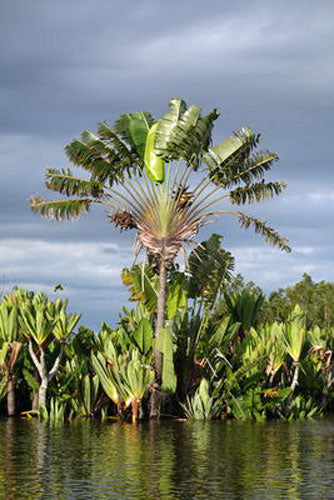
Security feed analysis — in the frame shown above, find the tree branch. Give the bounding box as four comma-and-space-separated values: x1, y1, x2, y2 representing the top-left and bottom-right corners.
28, 339, 43, 379
48, 344, 64, 381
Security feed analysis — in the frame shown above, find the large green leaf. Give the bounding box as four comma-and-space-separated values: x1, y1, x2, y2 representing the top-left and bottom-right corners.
91, 352, 123, 404
156, 328, 177, 393
144, 122, 165, 183
128, 111, 153, 158
154, 97, 219, 167
188, 234, 234, 305
204, 127, 259, 182
121, 265, 158, 313
114, 110, 155, 153
166, 273, 188, 319
224, 290, 264, 331
0, 302, 19, 343
133, 318, 153, 355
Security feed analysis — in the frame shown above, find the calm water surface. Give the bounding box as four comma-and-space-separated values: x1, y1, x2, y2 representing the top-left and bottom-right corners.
0, 418, 333, 499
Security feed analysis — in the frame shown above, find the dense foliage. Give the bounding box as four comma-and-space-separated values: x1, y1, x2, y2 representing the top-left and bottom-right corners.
1, 253, 334, 423
30, 96, 290, 417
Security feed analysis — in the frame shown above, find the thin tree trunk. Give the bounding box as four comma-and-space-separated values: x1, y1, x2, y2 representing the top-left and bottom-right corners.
32, 392, 39, 411
37, 347, 48, 410
7, 375, 15, 416
154, 256, 166, 379
150, 253, 167, 419
32, 369, 40, 410
28, 339, 64, 411
291, 362, 299, 391
38, 380, 48, 409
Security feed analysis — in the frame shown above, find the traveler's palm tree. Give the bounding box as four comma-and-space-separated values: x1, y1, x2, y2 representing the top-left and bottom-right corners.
30, 98, 290, 413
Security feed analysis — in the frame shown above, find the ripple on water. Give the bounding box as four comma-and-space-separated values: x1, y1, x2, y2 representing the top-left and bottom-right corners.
0, 418, 334, 499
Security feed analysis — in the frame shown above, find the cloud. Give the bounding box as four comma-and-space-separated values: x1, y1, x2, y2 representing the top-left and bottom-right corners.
0, 0, 333, 326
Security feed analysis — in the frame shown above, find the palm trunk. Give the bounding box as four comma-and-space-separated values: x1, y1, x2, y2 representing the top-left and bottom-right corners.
150, 254, 167, 419
7, 375, 15, 416
154, 256, 166, 379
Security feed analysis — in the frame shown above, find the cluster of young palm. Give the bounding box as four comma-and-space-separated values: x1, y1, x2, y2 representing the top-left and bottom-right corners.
30, 97, 290, 416
0, 288, 81, 417
186, 302, 334, 421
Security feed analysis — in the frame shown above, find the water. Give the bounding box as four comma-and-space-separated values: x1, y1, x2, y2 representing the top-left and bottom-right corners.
0, 418, 334, 499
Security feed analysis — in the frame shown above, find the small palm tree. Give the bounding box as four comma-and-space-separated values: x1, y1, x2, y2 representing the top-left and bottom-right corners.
30, 97, 290, 417
0, 295, 23, 416
20, 293, 81, 409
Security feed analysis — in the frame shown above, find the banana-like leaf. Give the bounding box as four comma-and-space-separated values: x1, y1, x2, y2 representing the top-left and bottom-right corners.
114, 111, 155, 153
144, 122, 165, 183
284, 305, 306, 363
154, 98, 219, 167
204, 127, 259, 179
133, 318, 153, 355
166, 273, 188, 319
229, 181, 287, 205
129, 111, 153, 158
91, 352, 123, 404
30, 196, 93, 222
121, 265, 158, 313
156, 328, 177, 393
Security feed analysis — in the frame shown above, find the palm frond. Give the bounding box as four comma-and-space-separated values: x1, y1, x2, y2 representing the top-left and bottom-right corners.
30, 196, 94, 221
65, 139, 123, 184
188, 234, 235, 303
229, 181, 287, 204
45, 168, 106, 198
204, 126, 260, 177
65, 126, 139, 186
114, 111, 155, 152
225, 151, 279, 187
154, 97, 219, 167
237, 213, 291, 252
94, 123, 136, 166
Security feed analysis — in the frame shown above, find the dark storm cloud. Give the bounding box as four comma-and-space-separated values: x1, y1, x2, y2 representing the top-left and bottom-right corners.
1, 0, 333, 327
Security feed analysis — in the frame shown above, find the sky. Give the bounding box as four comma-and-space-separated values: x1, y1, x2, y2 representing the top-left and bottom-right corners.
1, 0, 333, 329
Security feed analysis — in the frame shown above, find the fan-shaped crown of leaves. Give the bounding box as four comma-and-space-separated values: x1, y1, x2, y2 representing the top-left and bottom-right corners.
30, 97, 290, 256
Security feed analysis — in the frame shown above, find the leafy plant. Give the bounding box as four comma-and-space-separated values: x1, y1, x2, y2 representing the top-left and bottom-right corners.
181, 378, 217, 420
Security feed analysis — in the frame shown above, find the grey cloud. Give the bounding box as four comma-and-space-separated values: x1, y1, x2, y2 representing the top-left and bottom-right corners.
0, 0, 333, 326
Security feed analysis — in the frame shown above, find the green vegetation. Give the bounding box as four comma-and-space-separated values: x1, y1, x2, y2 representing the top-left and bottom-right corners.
29, 96, 289, 417
1, 268, 334, 423
1, 97, 328, 423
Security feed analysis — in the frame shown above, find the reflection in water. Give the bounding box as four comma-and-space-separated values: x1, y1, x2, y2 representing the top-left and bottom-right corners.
0, 418, 333, 499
